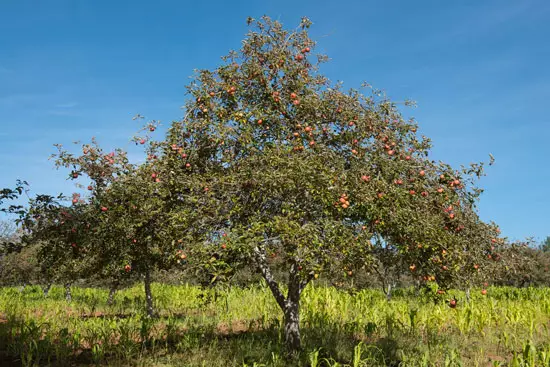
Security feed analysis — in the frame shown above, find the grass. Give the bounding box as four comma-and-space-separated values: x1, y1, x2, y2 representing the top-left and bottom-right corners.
0, 283, 549, 366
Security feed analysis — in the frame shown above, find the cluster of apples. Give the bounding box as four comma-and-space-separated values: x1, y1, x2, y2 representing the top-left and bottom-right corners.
439, 174, 462, 190
381, 136, 397, 156
175, 249, 187, 260
290, 92, 300, 106
423, 275, 436, 282
72, 193, 80, 205
104, 152, 115, 165
295, 46, 310, 61
337, 193, 350, 209
151, 172, 161, 183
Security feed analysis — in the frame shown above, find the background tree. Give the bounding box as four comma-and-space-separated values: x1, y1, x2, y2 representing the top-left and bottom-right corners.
52, 131, 186, 316
540, 236, 550, 253
21, 194, 94, 300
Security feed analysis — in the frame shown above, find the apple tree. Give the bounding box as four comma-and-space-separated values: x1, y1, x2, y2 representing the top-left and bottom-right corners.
20, 193, 95, 300
52, 133, 188, 316
158, 16, 501, 353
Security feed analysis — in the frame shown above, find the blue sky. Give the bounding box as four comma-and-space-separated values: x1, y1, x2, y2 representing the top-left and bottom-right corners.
1, 0, 548, 242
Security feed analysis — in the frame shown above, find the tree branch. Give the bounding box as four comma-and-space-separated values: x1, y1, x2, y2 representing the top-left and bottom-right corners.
253, 245, 286, 310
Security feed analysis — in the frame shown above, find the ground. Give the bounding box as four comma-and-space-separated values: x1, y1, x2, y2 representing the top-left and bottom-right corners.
0, 284, 549, 366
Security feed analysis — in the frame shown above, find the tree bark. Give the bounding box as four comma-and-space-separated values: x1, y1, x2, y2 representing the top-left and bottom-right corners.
42, 283, 52, 297
254, 246, 308, 354
65, 283, 72, 302
144, 270, 154, 317
107, 285, 117, 305
284, 261, 303, 354
385, 283, 393, 302
465, 287, 471, 303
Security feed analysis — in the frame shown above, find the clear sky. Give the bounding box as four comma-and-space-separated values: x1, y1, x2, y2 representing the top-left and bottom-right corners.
0, 0, 548, 242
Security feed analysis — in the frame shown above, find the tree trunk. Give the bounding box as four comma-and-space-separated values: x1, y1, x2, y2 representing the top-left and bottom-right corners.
283, 293, 301, 353
19, 283, 27, 293
385, 283, 393, 302
253, 246, 308, 355
65, 283, 72, 302
107, 285, 117, 306
465, 287, 471, 303
144, 270, 154, 317
42, 283, 52, 297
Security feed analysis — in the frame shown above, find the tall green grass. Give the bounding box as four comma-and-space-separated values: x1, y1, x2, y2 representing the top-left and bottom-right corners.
0, 284, 549, 366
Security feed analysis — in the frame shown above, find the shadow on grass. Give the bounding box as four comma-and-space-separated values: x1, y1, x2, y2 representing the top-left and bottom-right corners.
0, 315, 404, 367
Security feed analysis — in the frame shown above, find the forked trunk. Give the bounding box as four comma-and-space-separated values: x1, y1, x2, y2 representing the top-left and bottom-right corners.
65, 283, 72, 302
254, 246, 308, 355
144, 270, 154, 317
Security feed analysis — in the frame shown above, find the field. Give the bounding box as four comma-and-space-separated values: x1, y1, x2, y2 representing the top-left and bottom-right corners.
0, 284, 549, 366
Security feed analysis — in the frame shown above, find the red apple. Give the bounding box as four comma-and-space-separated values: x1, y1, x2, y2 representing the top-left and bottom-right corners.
101, 207, 108, 212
